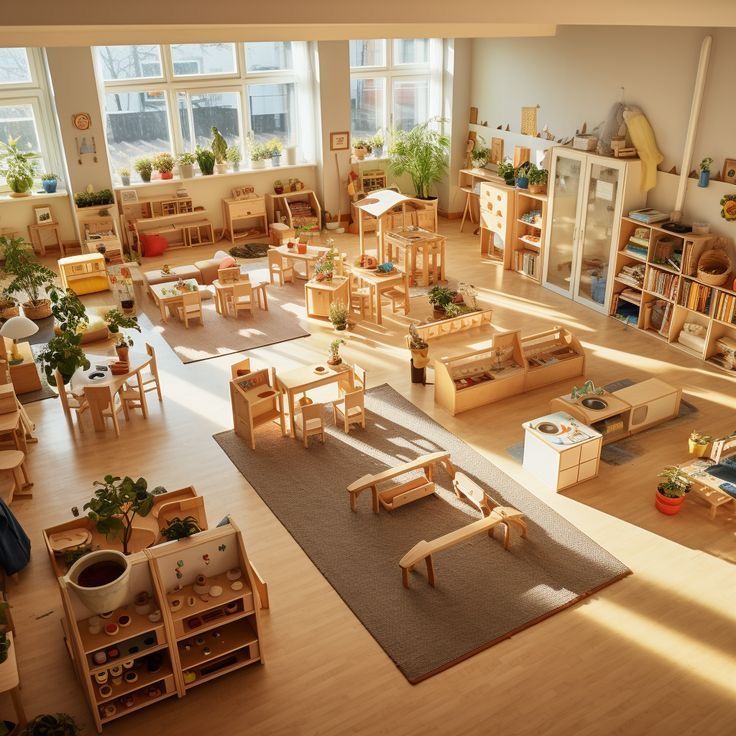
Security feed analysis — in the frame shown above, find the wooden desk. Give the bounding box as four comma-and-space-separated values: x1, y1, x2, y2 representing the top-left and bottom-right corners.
275, 364, 354, 437
274, 244, 329, 281
383, 228, 446, 287
148, 279, 200, 322
9, 342, 42, 395
0, 632, 26, 729
349, 266, 410, 325
680, 458, 736, 520
304, 276, 349, 319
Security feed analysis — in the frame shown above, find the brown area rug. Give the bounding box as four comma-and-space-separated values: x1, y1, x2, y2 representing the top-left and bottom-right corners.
214, 384, 631, 683
138, 263, 310, 364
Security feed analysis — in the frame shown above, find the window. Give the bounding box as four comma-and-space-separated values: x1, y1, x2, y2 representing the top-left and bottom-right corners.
349, 38, 440, 142
0, 48, 62, 191
94, 42, 310, 181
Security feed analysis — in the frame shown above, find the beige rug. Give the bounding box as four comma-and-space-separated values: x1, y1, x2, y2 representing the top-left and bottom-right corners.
138, 264, 310, 364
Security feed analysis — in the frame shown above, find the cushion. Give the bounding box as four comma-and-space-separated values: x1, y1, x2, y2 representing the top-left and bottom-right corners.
141, 234, 168, 257
213, 250, 231, 261
219, 256, 237, 269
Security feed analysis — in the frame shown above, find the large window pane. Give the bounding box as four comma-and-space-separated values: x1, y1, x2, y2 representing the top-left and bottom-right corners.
178, 91, 240, 152
393, 39, 430, 65
104, 90, 171, 173
0, 49, 32, 85
0, 103, 44, 184
96, 46, 162, 81
171, 43, 237, 77
392, 78, 429, 131
349, 40, 386, 68
244, 43, 293, 72
350, 77, 385, 139
247, 82, 294, 145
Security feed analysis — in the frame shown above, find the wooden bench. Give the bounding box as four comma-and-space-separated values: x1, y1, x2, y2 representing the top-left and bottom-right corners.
347, 451, 456, 513
399, 504, 527, 588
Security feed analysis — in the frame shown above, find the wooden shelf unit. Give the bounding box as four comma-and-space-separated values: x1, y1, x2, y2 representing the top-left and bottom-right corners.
222, 196, 268, 244
434, 325, 585, 415
266, 190, 322, 232
610, 216, 736, 375
58, 253, 109, 295
512, 190, 547, 283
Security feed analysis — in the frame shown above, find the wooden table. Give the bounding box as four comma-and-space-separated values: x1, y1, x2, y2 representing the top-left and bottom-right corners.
9, 342, 42, 395
304, 276, 349, 319
213, 278, 268, 315
274, 244, 329, 281
680, 458, 736, 520
383, 228, 446, 287
275, 364, 354, 438
0, 631, 26, 729
144, 265, 202, 287
349, 266, 410, 325
148, 279, 200, 322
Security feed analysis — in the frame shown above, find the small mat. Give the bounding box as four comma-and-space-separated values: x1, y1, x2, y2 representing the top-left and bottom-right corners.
229, 243, 270, 259
214, 384, 630, 683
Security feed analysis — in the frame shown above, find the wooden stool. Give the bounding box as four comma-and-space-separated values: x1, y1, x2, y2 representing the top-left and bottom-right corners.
0, 450, 32, 503
27, 222, 64, 257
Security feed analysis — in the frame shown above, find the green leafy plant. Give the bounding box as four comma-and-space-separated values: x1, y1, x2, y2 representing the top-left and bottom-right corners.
427, 285, 457, 312
84, 476, 166, 555
328, 338, 345, 363
177, 152, 196, 166
195, 146, 215, 175
74, 189, 114, 208
657, 465, 692, 499
23, 713, 81, 736
689, 431, 712, 445
515, 160, 533, 178
0, 136, 39, 195
352, 137, 372, 152
496, 160, 515, 180
471, 146, 489, 167
0, 290, 17, 310
226, 145, 242, 164
700, 157, 713, 172
152, 152, 174, 174
160, 515, 201, 541
134, 157, 153, 180
211, 126, 228, 164
104, 308, 140, 349
389, 118, 449, 199
371, 131, 385, 151
249, 142, 270, 162
329, 300, 349, 330
528, 165, 548, 186
37, 288, 90, 386
1, 235, 56, 308
119, 167, 130, 178
41, 172, 58, 181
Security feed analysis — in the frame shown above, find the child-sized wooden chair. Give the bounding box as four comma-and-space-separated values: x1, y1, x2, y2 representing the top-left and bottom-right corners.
230, 357, 252, 379
218, 266, 241, 283
120, 372, 149, 419
176, 291, 204, 328
348, 272, 371, 320
294, 402, 326, 448
84, 385, 126, 438
332, 389, 366, 434
226, 282, 254, 318
141, 344, 162, 402
55, 370, 89, 423
268, 250, 294, 286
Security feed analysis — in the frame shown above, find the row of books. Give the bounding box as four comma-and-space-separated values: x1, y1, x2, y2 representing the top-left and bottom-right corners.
679, 280, 712, 314
616, 263, 645, 288
645, 268, 679, 300
712, 290, 736, 324
516, 249, 539, 278
624, 241, 649, 259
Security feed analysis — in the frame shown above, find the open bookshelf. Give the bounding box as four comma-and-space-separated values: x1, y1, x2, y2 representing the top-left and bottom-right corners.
610, 216, 736, 375
511, 190, 547, 283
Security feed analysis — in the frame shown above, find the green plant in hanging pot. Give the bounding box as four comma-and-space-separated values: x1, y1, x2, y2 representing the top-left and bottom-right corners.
134, 156, 153, 183
389, 118, 449, 200
0, 136, 39, 197
195, 146, 216, 176
152, 152, 175, 180
1, 235, 56, 319
655, 465, 691, 515
160, 515, 201, 541
24, 714, 81, 736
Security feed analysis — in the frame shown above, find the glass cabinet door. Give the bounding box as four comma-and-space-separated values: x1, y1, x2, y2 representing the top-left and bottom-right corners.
544, 152, 583, 296
574, 162, 621, 311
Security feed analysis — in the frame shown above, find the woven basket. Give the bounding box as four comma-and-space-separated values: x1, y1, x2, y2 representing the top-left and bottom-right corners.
697, 248, 731, 286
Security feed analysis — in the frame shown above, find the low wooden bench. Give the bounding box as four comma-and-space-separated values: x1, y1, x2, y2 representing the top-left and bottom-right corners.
347, 451, 456, 513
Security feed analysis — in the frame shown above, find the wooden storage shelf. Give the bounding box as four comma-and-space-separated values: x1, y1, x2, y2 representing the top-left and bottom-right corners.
88, 640, 168, 676
99, 676, 177, 724
80, 609, 164, 654
178, 617, 258, 671
516, 218, 542, 229
184, 645, 260, 690
94, 658, 173, 704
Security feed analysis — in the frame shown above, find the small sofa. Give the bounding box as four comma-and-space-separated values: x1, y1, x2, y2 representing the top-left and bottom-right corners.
194, 250, 236, 285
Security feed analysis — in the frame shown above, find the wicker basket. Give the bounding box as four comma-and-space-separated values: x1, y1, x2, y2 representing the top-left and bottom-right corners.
697, 248, 731, 286
22, 299, 52, 320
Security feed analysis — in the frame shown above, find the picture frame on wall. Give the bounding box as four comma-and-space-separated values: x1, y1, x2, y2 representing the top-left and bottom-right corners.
722, 159, 736, 184
119, 189, 138, 205
330, 131, 350, 151
33, 205, 53, 225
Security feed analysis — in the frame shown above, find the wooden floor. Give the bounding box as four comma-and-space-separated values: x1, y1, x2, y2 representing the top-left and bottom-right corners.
5, 222, 736, 735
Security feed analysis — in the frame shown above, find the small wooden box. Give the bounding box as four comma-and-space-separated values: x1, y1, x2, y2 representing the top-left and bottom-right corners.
269, 222, 294, 245
0, 383, 16, 414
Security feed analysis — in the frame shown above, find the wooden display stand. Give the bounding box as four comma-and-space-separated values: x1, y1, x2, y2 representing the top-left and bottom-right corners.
222, 196, 268, 244
266, 190, 321, 232
230, 369, 286, 450
58, 253, 108, 295
304, 276, 349, 319
512, 190, 547, 282
412, 308, 493, 342
434, 326, 585, 415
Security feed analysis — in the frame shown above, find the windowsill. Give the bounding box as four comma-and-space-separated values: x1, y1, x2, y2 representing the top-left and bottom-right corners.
113, 162, 317, 190
0, 189, 69, 204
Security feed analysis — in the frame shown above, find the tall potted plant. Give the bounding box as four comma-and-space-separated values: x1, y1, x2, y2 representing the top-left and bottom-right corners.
1, 235, 56, 319
195, 146, 215, 176
0, 136, 39, 197
655, 465, 691, 515
389, 119, 449, 200
211, 127, 229, 175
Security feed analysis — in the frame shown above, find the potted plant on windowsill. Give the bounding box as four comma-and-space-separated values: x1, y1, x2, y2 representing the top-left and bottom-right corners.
655, 465, 691, 515
0, 136, 39, 198
152, 152, 175, 180
268, 138, 283, 167
352, 138, 371, 161
177, 152, 196, 179
528, 164, 548, 194
211, 126, 229, 175
41, 172, 58, 194
688, 431, 712, 457
371, 131, 385, 158
134, 156, 153, 183
389, 118, 449, 200
119, 167, 131, 186
195, 147, 215, 176
698, 157, 713, 188
1, 235, 56, 320
227, 145, 242, 172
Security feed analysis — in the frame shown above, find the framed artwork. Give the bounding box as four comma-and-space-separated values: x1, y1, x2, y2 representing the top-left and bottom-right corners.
490, 137, 504, 165
330, 131, 350, 151
722, 159, 736, 184
34, 206, 53, 225
119, 189, 138, 205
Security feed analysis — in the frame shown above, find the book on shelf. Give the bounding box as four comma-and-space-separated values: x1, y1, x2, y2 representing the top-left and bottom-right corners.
659, 301, 673, 337
629, 235, 650, 247
712, 290, 736, 323
628, 208, 669, 224
645, 267, 678, 300
624, 242, 649, 258
619, 288, 642, 304
679, 280, 712, 314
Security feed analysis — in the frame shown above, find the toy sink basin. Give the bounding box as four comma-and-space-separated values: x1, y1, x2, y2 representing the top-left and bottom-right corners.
534, 421, 562, 435
581, 397, 608, 410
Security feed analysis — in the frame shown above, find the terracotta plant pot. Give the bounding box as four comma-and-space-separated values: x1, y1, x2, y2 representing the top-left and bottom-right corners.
160, 172, 173, 180
22, 299, 52, 320
297, 243, 307, 255
116, 345, 130, 363
655, 488, 686, 515
688, 439, 710, 457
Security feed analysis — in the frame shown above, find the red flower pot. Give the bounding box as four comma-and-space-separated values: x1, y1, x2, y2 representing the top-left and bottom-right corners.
655, 489, 685, 515
161, 172, 173, 180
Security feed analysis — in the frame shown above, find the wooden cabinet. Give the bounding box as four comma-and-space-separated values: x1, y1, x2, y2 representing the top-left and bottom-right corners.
543, 148, 645, 314
304, 276, 349, 319
58, 253, 108, 295
266, 190, 321, 232
222, 196, 268, 244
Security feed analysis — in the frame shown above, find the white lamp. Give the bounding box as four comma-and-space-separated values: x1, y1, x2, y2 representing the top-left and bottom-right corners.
1, 316, 39, 365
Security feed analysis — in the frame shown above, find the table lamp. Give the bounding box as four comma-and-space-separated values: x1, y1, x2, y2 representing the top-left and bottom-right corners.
1, 316, 39, 365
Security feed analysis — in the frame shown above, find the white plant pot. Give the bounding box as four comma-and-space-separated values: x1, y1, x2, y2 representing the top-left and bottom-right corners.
251, 159, 266, 170
271, 155, 281, 167
64, 550, 131, 614
215, 163, 228, 175
286, 146, 297, 165
179, 164, 194, 179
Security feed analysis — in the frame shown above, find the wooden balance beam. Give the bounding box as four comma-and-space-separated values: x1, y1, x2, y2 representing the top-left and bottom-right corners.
347, 451, 456, 513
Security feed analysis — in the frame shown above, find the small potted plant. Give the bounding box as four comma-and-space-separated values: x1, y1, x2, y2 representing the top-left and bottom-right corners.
327, 338, 345, 365
515, 161, 532, 189
407, 323, 429, 384
104, 308, 140, 363
248, 138, 269, 169
152, 152, 175, 180
119, 167, 131, 186
427, 285, 458, 318
177, 152, 196, 179
1, 235, 56, 319
528, 165, 548, 194
269, 138, 283, 167
134, 156, 153, 183
24, 714, 81, 736
329, 300, 349, 331
211, 126, 229, 175
195, 146, 215, 176
273, 179, 285, 195
41, 172, 58, 193
0, 290, 19, 319
160, 516, 201, 541
352, 138, 371, 161
0, 136, 39, 197
227, 145, 242, 172
371, 131, 385, 158
496, 160, 516, 186
688, 431, 712, 457
655, 465, 691, 515
698, 157, 713, 188
471, 146, 489, 168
